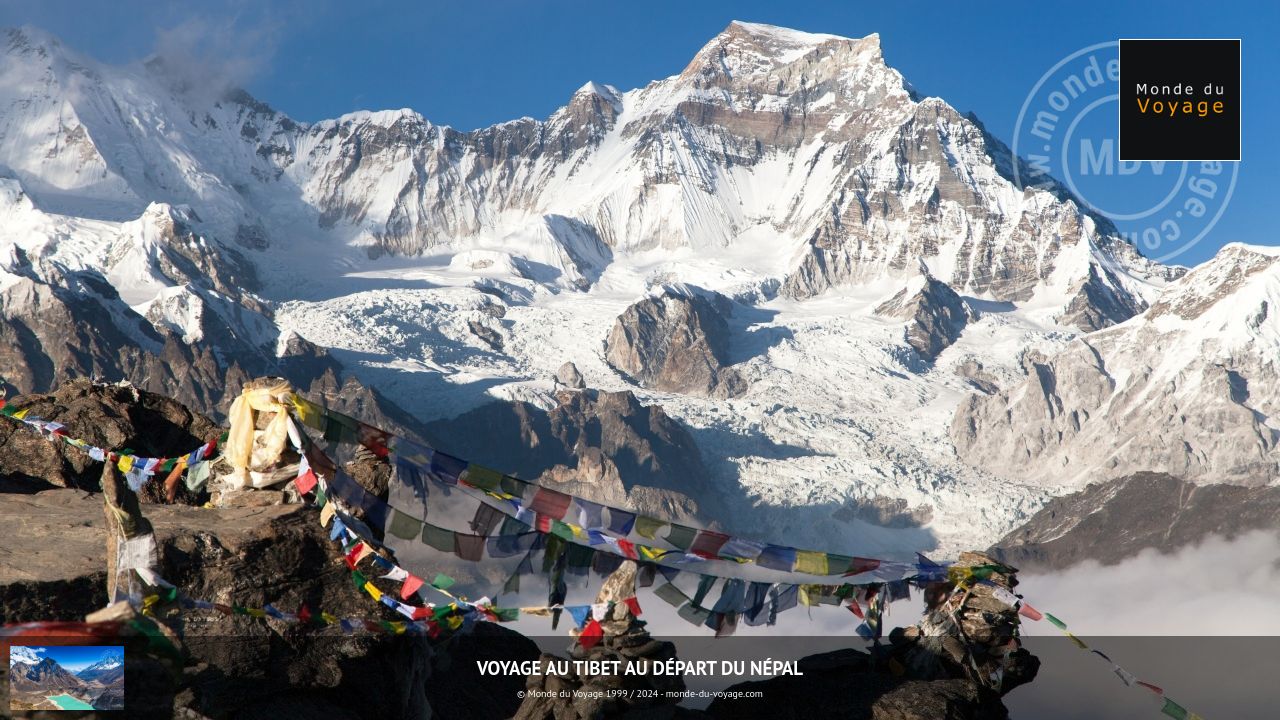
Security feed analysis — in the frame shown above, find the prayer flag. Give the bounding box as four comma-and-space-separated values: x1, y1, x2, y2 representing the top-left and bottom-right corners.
665, 524, 697, 551
295, 468, 318, 495
387, 509, 422, 539
635, 515, 666, 539
795, 550, 829, 575
757, 545, 797, 572
401, 574, 425, 600
530, 487, 572, 519
579, 618, 604, 649
566, 605, 591, 628
1018, 602, 1044, 622
1160, 699, 1189, 720
689, 531, 730, 559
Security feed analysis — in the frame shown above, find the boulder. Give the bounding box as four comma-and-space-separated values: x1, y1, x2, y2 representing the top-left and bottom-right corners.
604, 288, 746, 398
556, 361, 587, 390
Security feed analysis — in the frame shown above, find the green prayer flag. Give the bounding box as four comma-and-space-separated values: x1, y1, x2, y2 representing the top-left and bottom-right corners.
677, 602, 711, 626
499, 474, 523, 496
503, 570, 520, 595
160, 458, 176, 472
495, 608, 520, 622
388, 509, 423, 540
463, 464, 503, 491
431, 573, 456, 591
1045, 613, 1068, 630
315, 486, 327, 507
433, 605, 453, 621
551, 520, 575, 541
654, 583, 690, 608
232, 605, 247, 615
665, 524, 696, 550
1161, 698, 1189, 720
499, 516, 531, 535
635, 515, 666, 539
352, 570, 367, 589
422, 523, 456, 552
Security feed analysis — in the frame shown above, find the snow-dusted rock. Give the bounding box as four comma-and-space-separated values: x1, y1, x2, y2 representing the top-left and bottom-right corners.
953, 243, 1280, 487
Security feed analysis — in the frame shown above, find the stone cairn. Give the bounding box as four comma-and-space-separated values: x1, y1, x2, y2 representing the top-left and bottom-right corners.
891, 550, 1039, 695
514, 561, 686, 720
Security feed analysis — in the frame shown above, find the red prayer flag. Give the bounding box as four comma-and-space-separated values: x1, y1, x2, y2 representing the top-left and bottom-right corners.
345, 542, 365, 570
297, 603, 312, 623
843, 557, 881, 576
1018, 603, 1044, 622
579, 619, 603, 650
617, 539, 639, 560
530, 487, 573, 519
689, 530, 730, 559
847, 598, 864, 619
295, 468, 318, 495
401, 574, 425, 600
624, 596, 642, 616
1136, 681, 1164, 695
411, 606, 433, 620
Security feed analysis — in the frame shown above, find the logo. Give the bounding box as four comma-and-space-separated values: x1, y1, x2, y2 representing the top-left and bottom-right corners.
1012, 42, 1238, 263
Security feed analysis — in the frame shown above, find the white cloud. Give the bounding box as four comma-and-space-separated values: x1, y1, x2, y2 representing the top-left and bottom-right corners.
1017, 530, 1280, 636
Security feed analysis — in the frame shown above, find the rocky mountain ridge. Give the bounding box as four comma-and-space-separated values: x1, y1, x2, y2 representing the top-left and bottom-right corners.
0, 20, 1272, 561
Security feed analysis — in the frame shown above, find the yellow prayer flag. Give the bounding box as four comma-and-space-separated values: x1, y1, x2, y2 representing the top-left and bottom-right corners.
364, 582, 383, 601
319, 502, 337, 527
118, 455, 134, 472
390, 621, 406, 634
246, 608, 267, 618
446, 615, 463, 630
320, 612, 338, 625
289, 393, 326, 430
12, 408, 28, 419
1065, 631, 1088, 650
795, 550, 828, 575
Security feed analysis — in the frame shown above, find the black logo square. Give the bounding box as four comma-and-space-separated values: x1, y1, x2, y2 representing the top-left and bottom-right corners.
1119, 39, 1240, 161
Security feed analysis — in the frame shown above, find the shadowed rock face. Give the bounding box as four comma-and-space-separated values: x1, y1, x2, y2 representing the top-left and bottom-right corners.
991, 472, 1280, 571
427, 388, 716, 524
605, 288, 746, 399
875, 272, 972, 363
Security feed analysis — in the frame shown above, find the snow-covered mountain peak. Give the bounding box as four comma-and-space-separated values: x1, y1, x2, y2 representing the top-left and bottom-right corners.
10, 646, 43, 665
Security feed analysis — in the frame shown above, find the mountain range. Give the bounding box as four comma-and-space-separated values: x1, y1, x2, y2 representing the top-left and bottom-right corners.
8, 647, 124, 710
1, 21, 1275, 561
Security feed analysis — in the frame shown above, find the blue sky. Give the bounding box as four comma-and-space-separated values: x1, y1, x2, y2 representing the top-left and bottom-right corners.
11, 645, 121, 672
2, 0, 1275, 265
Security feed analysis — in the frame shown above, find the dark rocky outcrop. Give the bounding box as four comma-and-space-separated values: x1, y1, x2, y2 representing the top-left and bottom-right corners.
0, 378, 221, 492
991, 472, 1280, 572
605, 288, 746, 398
515, 563, 689, 720
875, 272, 972, 363
0, 486, 539, 720
427, 388, 718, 523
